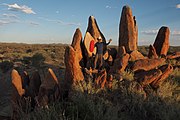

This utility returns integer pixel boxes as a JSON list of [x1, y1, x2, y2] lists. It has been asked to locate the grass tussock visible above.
[[19, 70, 180, 120]]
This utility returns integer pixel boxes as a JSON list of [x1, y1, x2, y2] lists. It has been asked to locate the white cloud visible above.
[[141, 29, 180, 36], [0, 19, 11, 25], [6, 3, 36, 14], [141, 30, 158, 35], [106, 5, 111, 9], [29, 21, 39, 26], [2, 13, 18, 18], [171, 30, 180, 36], [176, 4, 180, 9], [38, 17, 81, 26], [105, 5, 117, 9]]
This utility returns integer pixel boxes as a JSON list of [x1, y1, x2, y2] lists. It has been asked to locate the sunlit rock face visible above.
[[119, 5, 138, 52], [153, 26, 170, 56]]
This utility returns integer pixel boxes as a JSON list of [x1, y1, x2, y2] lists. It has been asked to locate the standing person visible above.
[[94, 36, 112, 70]]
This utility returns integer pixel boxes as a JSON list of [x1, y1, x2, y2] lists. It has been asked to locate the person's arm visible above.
[[106, 39, 112, 45]]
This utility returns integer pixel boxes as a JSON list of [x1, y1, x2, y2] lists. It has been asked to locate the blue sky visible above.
[[0, 0, 179, 46]]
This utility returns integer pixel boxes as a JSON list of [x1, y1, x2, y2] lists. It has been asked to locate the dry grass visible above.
[[0, 43, 179, 120]]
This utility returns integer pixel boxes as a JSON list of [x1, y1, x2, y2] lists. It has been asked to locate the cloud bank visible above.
[[141, 30, 180, 36], [141, 30, 158, 35], [5, 3, 36, 14]]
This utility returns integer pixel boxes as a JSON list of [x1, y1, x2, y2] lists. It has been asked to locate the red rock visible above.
[[86, 16, 106, 43], [118, 46, 126, 57], [119, 5, 138, 52], [37, 68, 60, 107], [167, 52, 180, 59], [150, 64, 173, 88], [40, 68, 59, 89], [71, 28, 83, 61], [131, 58, 165, 72], [153, 26, 170, 56], [110, 53, 130, 73], [129, 50, 145, 61], [64, 46, 84, 83], [148, 44, 158, 59], [11, 69, 25, 96], [135, 69, 162, 86]]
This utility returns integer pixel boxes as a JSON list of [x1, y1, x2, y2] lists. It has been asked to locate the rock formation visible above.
[[64, 46, 84, 84], [148, 45, 158, 59], [150, 64, 173, 89], [71, 28, 83, 61], [135, 69, 162, 87], [37, 68, 60, 107], [27, 71, 41, 97], [129, 50, 145, 61], [153, 26, 170, 56], [118, 46, 126, 57], [131, 58, 165, 72], [11, 69, 25, 96], [86, 16, 106, 43], [167, 52, 180, 59], [119, 5, 138, 52]]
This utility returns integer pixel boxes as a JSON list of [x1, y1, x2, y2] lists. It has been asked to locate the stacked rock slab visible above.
[[119, 5, 138, 53], [131, 58, 165, 72], [86, 16, 106, 43], [153, 26, 170, 56], [150, 64, 173, 88]]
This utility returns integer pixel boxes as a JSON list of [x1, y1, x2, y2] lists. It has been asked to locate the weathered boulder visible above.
[[148, 44, 158, 59], [131, 58, 165, 72], [167, 52, 180, 59], [37, 68, 60, 107], [103, 48, 117, 61], [65, 46, 84, 84], [11, 69, 25, 97], [135, 69, 162, 87], [110, 53, 130, 74], [129, 50, 145, 61], [153, 26, 170, 56], [150, 64, 173, 88], [86, 16, 106, 43], [71, 28, 83, 61], [27, 71, 41, 98], [119, 5, 138, 52]]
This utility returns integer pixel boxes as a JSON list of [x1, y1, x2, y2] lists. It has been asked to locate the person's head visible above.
[[97, 36, 102, 42]]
